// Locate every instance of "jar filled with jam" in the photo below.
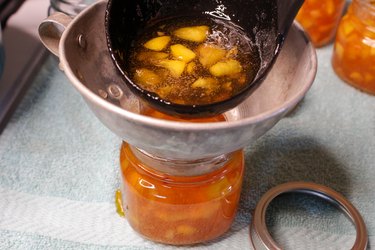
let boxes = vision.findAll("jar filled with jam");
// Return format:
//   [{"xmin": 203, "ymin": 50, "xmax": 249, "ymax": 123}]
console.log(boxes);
[
  {"xmin": 332, "ymin": 0, "xmax": 375, "ymax": 95},
  {"xmin": 119, "ymin": 141, "xmax": 244, "ymax": 245},
  {"xmin": 296, "ymin": 0, "xmax": 346, "ymax": 47}
]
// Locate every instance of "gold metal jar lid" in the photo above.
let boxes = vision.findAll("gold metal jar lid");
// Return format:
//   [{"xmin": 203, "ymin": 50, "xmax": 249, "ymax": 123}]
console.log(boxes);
[{"xmin": 250, "ymin": 182, "xmax": 368, "ymax": 250}]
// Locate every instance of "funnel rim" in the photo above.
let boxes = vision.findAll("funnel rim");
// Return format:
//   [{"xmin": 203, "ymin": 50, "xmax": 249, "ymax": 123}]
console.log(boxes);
[{"xmin": 59, "ymin": 1, "xmax": 317, "ymax": 132}]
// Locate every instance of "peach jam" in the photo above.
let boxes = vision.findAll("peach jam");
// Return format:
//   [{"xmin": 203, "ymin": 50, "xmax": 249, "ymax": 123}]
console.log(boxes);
[
  {"xmin": 127, "ymin": 16, "xmax": 259, "ymax": 105},
  {"xmin": 332, "ymin": 0, "xmax": 375, "ymax": 95},
  {"xmin": 119, "ymin": 142, "xmax": 244, "ymax": 245},
  {"xmin": 296, "ymin": 0, "xmax": 345, "ymax": 47}
]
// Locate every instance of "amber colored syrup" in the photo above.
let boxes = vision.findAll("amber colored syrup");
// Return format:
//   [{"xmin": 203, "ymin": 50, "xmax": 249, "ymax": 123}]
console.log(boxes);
[
  {"xmin": 117, "ymin": 108, "xmax": 244, "ymax": 245},
  {"xmin": 141, "ymin": 106, "xmax": 226, "ymax": 122},
  {"xmin": 127, "ymin": 16, "xmax": 259, "ymax": 106},
  {"xmin": 296, "ymin": 0, "xmax": 345, "ymax": 47},
  {"xmin": 332, "ymin": 3, "xmax": 375, "ymax": 95}
]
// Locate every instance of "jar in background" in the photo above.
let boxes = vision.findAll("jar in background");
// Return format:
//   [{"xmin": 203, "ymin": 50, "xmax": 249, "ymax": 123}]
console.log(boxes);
[
  {"xmin": 332, "ymin": 0, "xmax": 375, "ymax": 95},
  {"xmin": 119, "ymin": 142, "xmax": 244, "ymax": 245},
  {"xmin": 296, "ymin": 0, "xmax": 346, "ymax": 47}
]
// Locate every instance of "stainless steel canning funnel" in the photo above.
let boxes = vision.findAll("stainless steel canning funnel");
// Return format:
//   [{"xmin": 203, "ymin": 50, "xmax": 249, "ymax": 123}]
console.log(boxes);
[{"xmin": 38, "ymin": 1, "xmax": 317, "ymax": 161}]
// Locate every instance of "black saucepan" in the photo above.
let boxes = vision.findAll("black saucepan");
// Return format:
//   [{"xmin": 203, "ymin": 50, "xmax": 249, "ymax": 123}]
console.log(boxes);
[{"xmin": 105, "ymin": 0, "xmax": 304, "ymax": 117}]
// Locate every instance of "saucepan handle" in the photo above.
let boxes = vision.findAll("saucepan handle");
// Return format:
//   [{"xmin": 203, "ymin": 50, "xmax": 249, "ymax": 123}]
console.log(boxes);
[{"xmin": 38, "ymin": 12, "xmax": 73, "ymax": 57}]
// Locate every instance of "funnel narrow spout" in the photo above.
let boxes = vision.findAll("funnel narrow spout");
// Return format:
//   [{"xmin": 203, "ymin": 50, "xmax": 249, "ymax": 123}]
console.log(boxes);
[{"xmin": 277, "ymin": 0, "xmax": 304, "ymax": 36}]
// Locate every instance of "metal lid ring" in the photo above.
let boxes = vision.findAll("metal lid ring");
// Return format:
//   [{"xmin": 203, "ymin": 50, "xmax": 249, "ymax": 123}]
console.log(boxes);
[{"xmin": 250, "ymin": 181, "xmax": 368, "ymax": 250}]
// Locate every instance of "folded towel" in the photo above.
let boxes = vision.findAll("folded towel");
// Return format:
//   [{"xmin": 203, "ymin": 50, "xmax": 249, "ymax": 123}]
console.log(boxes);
[{"xmin": 0, "ymin": 43, "xmax": 374, "ymax": 249}]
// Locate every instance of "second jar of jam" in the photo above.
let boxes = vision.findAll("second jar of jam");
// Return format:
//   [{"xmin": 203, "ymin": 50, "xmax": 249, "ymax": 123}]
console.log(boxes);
[
  {"xmin": 119, "ymin": 142, "xmax": 244, "ymax": 245},
  {"xmin": 332, "ymin": 0, "xmax": 375, "ymax": 95},
  {"xmin": 296, "ymin": 0, "xmax": 346, "ymax": 47}
]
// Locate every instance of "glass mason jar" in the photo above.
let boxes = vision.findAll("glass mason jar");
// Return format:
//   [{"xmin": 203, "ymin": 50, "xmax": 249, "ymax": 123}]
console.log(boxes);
[
  {"xmin": 296, "ymin": 0, "xmax": 346, "ymax": 47},
  {"xmin": 332, "ymin": 0, "xmax": 375, "ymax": 95},
  {"xmin": 119, "ymin": 142, "xmax": 244, "ymax": 245}
]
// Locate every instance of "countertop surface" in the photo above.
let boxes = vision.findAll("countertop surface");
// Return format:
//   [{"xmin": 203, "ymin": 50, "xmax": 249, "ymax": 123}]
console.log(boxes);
[{"xmin": 0, "ymin": 3, "xmax": 374, "ymax": 250}]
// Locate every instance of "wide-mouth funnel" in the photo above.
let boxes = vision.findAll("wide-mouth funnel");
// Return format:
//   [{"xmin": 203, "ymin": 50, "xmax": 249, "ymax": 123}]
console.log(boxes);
[{"xmin": 38, "ymin": 1, "xmax": 316, "ymax": 163}]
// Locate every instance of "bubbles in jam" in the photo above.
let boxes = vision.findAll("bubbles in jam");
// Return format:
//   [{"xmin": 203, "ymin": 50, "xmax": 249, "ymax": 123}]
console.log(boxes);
[{"xmin": 127, "ymin": 16, "xmax": 260, "ymax": 106}]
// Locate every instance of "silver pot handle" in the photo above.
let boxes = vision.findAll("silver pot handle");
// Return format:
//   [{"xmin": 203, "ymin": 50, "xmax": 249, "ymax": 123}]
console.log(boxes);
[{"xmin": 38, "ymin": 12, "xmax": 73, "ymax": 57}]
